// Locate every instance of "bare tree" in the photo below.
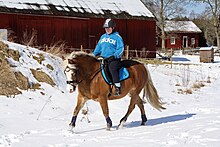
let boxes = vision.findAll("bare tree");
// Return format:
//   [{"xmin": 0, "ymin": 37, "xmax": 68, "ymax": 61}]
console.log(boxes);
[
  {"xmin": 192, "ymin": 10, "xmax": 216, "ymax": 46},
  {"xmin": 142, "ymin": 0, "xmax": 188, "ymax": 51},
  {"xmin": 193, "ymin": 0, "xmax": 220, "ymax": 49}
]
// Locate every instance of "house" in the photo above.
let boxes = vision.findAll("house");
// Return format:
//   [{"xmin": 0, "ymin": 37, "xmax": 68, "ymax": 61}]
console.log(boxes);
[
  {"xmin": 0, "ymin": 0, "xmax": 157, "ymax": 58},
  {"xmin": 157, "ymin": 21, "xmax": 202, "ymax": 50}
]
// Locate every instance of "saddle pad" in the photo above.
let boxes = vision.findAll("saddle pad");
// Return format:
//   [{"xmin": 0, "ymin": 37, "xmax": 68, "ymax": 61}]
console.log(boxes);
[{"xmin": 101, "ymin": 66, "xmax": 129, "ymax": 85}]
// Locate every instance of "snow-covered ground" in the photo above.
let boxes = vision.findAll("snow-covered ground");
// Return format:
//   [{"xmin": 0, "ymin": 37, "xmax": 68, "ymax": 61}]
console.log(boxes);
[{"xmin": 0, "ymin": 41, "xmax": 220, "ymax": 147}]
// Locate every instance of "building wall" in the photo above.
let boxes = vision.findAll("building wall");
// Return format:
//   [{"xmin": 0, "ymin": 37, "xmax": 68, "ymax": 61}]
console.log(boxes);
[
  {"xmin": 156, "ymin": 30, "xmax": 201, "ymax": 50},
  {"xmin": 0, "ymin": 13, "xmax": 156, "ymax": 57},
  {"xmin": 166, "ymin": 33, "xmax": 200, "ymax": 49}
]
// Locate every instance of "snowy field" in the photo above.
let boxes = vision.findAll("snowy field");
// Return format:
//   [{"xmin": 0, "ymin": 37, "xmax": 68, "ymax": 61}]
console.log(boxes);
[{"xmin": 0, "ymin": 41, "xmax": 220, "ymax": 147}]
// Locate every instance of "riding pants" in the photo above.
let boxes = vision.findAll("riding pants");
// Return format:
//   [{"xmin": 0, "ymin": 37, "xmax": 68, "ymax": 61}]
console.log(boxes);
[{"xmin": 108, "ymin": 58, "xmax": 121, "ymax": 83}]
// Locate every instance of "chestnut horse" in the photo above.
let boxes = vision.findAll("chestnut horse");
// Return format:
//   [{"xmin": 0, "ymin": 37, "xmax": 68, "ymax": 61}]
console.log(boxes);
[{"xmin": 65, "ymin": 52, "xmax": 165, "ymax": 130}]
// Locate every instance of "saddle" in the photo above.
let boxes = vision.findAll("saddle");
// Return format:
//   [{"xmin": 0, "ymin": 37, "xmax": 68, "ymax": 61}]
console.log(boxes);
[{"xmin": 100, "ymin": 60, "xmax": 129, "ymax": 85}]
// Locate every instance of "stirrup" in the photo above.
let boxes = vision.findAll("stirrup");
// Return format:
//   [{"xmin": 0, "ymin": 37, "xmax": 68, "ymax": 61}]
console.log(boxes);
[{"xmin": 114, "ymin": 86, "xmax": 121, "ymax": 96}]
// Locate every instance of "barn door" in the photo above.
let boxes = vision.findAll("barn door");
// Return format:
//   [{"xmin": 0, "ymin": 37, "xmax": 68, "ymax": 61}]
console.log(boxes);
[{"xmin": 183, "ymin": 36, "xmax": 188, "ymax": 48}]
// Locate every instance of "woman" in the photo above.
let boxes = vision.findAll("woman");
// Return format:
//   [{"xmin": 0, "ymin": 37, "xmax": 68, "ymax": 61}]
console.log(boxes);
[{"xmin": 93, "ymin": 18, "xmax": 124, "ymax": 96}]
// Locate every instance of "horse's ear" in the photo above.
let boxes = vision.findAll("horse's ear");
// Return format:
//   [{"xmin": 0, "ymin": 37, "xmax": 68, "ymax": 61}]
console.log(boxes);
[{"xmin": 68, "ymin": 58, "xmax": 76, "ymax": 64}]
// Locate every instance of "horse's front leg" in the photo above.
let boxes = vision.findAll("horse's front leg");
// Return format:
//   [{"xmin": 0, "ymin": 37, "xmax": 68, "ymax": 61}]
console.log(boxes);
[
  {"xmin": 99, "ymin": 96, "xmax": 112, "ymax": 130},
  {"xmin": 69, "ymin": 93, "xmax": 85, "ymax": 130}
]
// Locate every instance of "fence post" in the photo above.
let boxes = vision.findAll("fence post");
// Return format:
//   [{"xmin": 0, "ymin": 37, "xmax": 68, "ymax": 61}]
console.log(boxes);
[
  {"xmin": 126, "ymin": 45, "xmax": 129, "ymax": 59},
  {"xmin": 80, "ymin": 45, "xmax": 83, "ymax": 52},
  {"xmin": 170, "ymin": 48, "xmax": 173, "ymax": 68}
]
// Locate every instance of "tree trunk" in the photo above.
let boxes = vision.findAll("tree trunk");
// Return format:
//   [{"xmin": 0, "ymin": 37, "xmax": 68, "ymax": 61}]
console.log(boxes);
[
  {"xmin": 161, "ymin": 27, "xmax": 166, "ymax": 51},
  {"xmin": 160, "ymin": 0, "xmax": 166, "ymax": 51},
  {"xmin": 216, "ymin": 32, "xmax": 220, "ymax": 50}
]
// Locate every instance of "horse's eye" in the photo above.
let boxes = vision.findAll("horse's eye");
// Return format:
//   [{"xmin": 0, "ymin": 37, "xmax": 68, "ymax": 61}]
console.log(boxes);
[{"xmin": 68, "ymin": 59, "xmax": 76, "ymax": 64}]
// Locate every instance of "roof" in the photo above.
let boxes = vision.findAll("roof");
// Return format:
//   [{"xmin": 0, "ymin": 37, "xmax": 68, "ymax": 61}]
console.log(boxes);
[
  {"xmin": 0, "ymin": 0, "xmax": 155, "ymax": 19},
  {"xmin": 164, "ymin": 21, "xmax": 202, "ymax": 33}
]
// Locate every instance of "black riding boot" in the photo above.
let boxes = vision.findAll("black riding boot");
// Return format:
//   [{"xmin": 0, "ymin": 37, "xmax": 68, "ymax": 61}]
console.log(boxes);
[{"xmin": 114, "ymin": 86, "xmax": 121, "ymax": 96}]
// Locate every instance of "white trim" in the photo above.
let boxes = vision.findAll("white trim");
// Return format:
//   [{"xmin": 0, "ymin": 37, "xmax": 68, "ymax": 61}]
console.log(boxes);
[{"xmin": 191, "ymin": 38, "xmax": 195, "ymax": 45}]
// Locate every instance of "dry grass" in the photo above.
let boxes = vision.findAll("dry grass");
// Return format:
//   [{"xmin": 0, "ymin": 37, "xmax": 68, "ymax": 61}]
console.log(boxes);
[
  {"xmin": 136, "ymin": 58, "xmax": 165, "ymax": 65},
  {"xmin": 184, "ymin": 89, "xmax": 193, "ymax": 94},
  {"xmin": 14, "ymin": 71, "xmax": 29, "ymax": 90},
  {"xmin": 7, "ymin": 29, "xmax": 17, "ymax": 42},
  {"xmin": 192, "ymin": 82, "xmax": 205, "ymax": 89},
  {"xmin": 0, "ymin": 41, "xmax": 56, "ymax": 96},
  {"xmin": 44, "ymin": 40, "xmax": 67, "ymax": 59},
  {"xmin": 46, "ymin": 64, "xmax": 54, "ymax": 71},
  {"xmin": 207, "ymin": 76, "xmax": 211, "ymax": 83},
  {"xmin": 21, "ymin": 28, "xmax": 38, "ymax": 47},
  {"xmin": 177, "ymin": 88, "xmax": 193, "ymax": 94},
  {"xmin": 33, "ymin": 53, "xmax": 45, "ymax": 64},
  {"xmin": 31, "ymin": 69, "xmax": 55, "ymax": 86},
  {"xmin": 0, "ymin": 50, "xmax": 22, "ymax": 96}
]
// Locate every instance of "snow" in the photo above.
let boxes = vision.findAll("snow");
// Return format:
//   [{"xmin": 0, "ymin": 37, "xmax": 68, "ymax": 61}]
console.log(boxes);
[
  {"xmin": 0, "ymin": 0, "xmax": 154, "ymax": 18},
  {"xmin": 165, "ymin": 21, "xmax": 202, "ymax": 33},
  {"xmin": 1, "ymin": 41, "xmax": 220, "ymax": 147},
  {"xmin": 200, "ymin": 47, "xmax": 214, "ymax": 51}
]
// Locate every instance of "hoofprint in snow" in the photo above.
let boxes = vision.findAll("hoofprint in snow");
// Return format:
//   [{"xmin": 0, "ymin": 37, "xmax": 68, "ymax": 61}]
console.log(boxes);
[{"xmin": 1, "ymin": 42, "xmax": 220, "ymax": 147}]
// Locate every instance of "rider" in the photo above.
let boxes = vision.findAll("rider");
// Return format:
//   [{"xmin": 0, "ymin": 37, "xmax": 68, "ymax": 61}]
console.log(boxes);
[{"xmin": 93, "ymin": 18, "xmax": 124, "ymax": 96}]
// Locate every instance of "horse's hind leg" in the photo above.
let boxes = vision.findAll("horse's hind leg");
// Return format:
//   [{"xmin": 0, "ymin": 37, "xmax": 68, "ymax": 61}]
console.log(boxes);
[
  {"xmin": 118, "ymin": 94, "xmax": 137, "ymax": 128},
  {"xmin": 69, "ymin": 93, "xmax": 86, "ymax": 129},
  {"xmin": 136, "ymin": 96, "xmax": 147, "ymax": 125}
]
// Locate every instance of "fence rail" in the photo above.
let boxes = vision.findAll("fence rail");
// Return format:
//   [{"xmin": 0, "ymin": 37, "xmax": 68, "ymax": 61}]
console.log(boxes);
[{"xmin": 63, "ymin": 46, "xmax": 157, "ymax": 59}]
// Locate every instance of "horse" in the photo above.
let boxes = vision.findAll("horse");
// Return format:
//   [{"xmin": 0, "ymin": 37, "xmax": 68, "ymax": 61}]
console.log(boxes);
[{"xmin": 64, "ymin": 51, "xmax": 165, "ymax": 130}]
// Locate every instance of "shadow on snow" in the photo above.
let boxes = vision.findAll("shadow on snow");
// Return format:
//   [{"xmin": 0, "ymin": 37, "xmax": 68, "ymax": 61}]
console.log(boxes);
[
  {"xmin": 126, "ymin": 113, "xmax": 196, "ymax": 128},
  {"xmin": 172, "ymin": 57, "xmax": 191, "ymax": 62},
  {"xmin": 74, "ymin": 114, "xmax": 196, "ymax": 133}
]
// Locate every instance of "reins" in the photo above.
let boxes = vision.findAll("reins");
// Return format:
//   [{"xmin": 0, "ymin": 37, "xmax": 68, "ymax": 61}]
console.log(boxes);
[
  {"xmin": 64, "ymin": 66, "xmax": 79, "ymax": 86},
  {"xmin": 65, "ymin": 63, "xmax": 102, "ymax": 86}
]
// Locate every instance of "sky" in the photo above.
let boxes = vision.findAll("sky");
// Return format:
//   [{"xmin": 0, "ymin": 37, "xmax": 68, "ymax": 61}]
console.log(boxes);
[
  {"xmin": 185, "ymin": 2, "xmax": 208, "ymax": 16},
  {"xmin": 0, "ymin": 41, "xmax": 220, "ymax": 147}
]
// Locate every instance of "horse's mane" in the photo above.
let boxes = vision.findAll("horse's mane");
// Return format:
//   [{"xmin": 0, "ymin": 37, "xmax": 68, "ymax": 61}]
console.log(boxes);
[{"xmin": 69, "ymin": 51, "xmax": 97, "ymax": 60}]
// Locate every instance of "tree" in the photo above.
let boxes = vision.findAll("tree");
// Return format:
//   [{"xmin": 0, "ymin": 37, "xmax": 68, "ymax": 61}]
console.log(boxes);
[
  {"xmin": 192, "ymin": 10, "xmax": 216, "ymax": 46},
  {"xmin": 142, "ymin": 0, "xmax": 188, "ymax": 50},
  {"xmin": 194, "ymin": 0, "xmax": 220, "ymax": 49}
]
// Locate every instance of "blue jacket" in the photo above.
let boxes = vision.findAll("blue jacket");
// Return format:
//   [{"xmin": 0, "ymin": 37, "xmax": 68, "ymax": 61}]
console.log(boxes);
[{"xmin": 93, "ymin": 31, "xmax": 124, "ymax": 59}]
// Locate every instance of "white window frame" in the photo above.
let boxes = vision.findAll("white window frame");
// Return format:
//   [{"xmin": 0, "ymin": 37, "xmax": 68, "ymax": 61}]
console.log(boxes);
[{"xmin": 170, "ymin": 36, "xmax": 175, "ymax": 45}]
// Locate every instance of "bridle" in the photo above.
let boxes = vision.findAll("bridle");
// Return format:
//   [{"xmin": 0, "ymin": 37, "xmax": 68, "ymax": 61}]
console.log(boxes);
[
  {"xmin": 64, "ymin": 65, "xmax": 81, "ymax": 87},
  {"xmin": 64, "ymin": 63, "xmax": 102, "ymax": 88}
]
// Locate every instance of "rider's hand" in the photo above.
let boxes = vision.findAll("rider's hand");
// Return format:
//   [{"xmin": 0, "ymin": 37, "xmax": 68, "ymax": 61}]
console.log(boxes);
[{"xmin": 97, "ymin": 56, "xmax": 104, "ymax": 61}]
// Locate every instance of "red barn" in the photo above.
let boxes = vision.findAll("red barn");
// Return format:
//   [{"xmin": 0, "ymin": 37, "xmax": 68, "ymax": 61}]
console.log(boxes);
[
  {"xmin": 157, "ymin": 21, "xmax": 202, "ymax": 50},
  {"xmin": 0, "ymin": 0, "xmax": 157, "ymax": 58}
]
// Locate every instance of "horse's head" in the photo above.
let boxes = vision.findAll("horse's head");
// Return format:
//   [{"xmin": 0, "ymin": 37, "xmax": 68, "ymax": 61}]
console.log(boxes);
[
  {"xmin": 64, "ymin": 58, "xmax": 78, "ymax": 92},
  {"xmin": 64, "ymin": 51, "xmax": 98, "ymax": 92}
]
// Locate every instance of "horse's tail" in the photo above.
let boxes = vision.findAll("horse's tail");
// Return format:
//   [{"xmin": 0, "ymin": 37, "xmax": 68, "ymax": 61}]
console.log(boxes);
[{"xmin": 142, "ymin": 66, "xmax": 166, "ymax": 111}]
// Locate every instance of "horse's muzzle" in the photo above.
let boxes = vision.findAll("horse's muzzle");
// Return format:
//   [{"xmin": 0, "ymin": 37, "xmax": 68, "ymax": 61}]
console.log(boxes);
[
  {"xmin": 66, "ymin": 81, "xmax": 74, "ymax": 84},
  {"xmin": 66, "ymin": 81, "xmax": 76, "ymax": 92}
]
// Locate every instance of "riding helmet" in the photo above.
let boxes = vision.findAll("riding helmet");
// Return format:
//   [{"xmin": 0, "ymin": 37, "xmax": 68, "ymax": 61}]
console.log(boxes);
[{"xmin": 103, "ymin": 18, "xmax": 116, "ymax": 28}]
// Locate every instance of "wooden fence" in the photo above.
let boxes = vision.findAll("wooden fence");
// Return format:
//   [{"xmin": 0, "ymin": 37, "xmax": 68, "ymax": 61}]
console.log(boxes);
[{"xmin": 63, "ymin": 45, "xmax": 156, "ymax": 59}]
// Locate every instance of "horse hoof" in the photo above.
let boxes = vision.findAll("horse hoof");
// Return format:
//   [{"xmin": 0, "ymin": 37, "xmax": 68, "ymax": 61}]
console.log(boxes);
[
  {"xmin": 106, "ymin": 123, "xmax": 112, "ymax": 131},
  {"xmin": 117, "ymin": 120, "xmax": 126, "ymax": 129},
  {"xmin": 68, "ymin": 126, "xmax": 74, "ymax": 131},
  {"xmin": 141, "ymin": 122, "xmax": 146, "ymax": 126},
  {"xmin": 68, "ymin": 123, "xmax": 75, "ymax": 131}
]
